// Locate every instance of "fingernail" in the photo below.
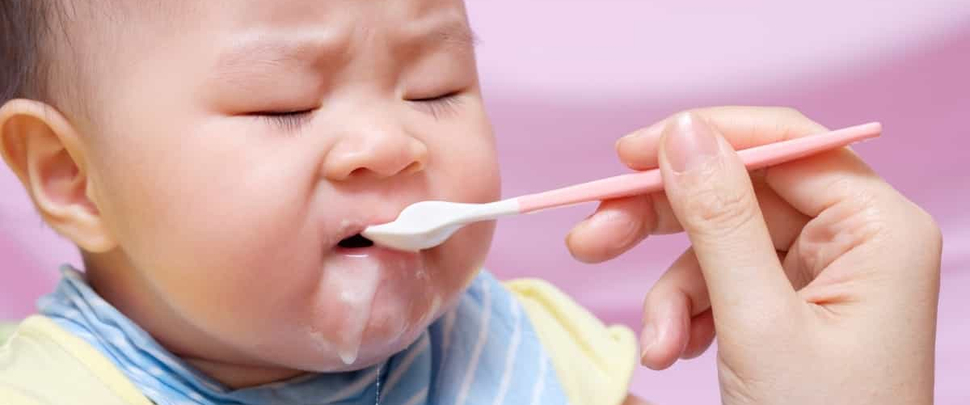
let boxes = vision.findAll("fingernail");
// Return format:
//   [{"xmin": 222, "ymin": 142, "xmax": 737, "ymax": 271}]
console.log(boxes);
[
  {"xmin": 616, "ymin": 121, "xmax": 665, "ymax": 149},
  {"xmin": 639, "ymin": 322, "xmax": 657, "ymax": 361},
  {"xmin": 644, "ymin": 120, "xmax": 666, "ymax": 137},
  {"xmin": 663, "ymin": 112, "xmax": 720, "ymax": 174},
  {"xmin": 615, "ymin": 133, "xmax": 637, "ymax": 151}
]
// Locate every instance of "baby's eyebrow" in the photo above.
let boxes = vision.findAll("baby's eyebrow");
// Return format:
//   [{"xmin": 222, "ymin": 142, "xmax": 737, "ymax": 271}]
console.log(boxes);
[{"xmin": 416, "ymin": 22, "xmax": 479, "ymax": 52}]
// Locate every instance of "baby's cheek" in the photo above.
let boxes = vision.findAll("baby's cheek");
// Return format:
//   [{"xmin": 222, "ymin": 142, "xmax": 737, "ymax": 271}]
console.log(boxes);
[
  {"xmin": 435, "ymin": 220, "xmax": 494, "ymax": 281},
  {"xmin": 121, "ymin": 164, "xmax": 321, "ymax": 335},
  {"xmin": 439, "ymin": 147, "xmax": 500, "ymax": 204}
]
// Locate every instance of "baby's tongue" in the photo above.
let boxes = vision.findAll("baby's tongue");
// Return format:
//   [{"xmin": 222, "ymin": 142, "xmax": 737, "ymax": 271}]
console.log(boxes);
[{"xmin": 321, "ymin": 257, "xmax": 381, "ymax": 365}]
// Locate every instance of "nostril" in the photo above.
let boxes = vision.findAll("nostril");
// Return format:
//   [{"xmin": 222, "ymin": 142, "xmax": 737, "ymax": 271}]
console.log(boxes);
[
  {"xmin": 348, "ymin": 168, "xmax": 368, "ymax": 178},
  {"xmin": 402, "ymin": 161, "xmax": 423, "ymax": 175},
  {"xmin": 338, "ymin": 234, "xmax": 374, "ymax": 249}
]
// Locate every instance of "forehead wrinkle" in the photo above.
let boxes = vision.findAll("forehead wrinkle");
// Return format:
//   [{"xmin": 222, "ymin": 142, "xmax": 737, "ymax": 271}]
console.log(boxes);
[
  {"xmin": 430, "ymin": 23, "xmax": 479, "ymax": 51},
  {"xmin": 218, "ymin": 40, "xmax": 315, "ymax": 71},
  {"xmin": 211, "ymin": 34, "xmax": 344, "ymax": 83},
  {"xmin": 394, "ymin": 18, "xmax": 478, "ymax": 61},
  {"xmin": 418, "ymin": 1, "xmax": 477, "ymax": 50}
]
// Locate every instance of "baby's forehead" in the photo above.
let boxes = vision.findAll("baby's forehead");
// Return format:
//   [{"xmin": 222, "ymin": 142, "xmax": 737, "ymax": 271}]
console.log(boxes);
[
  {"xmin": 152, "ymin": 0, "xmax": 475, "ymax": 61},
  {"xmin": 61, "ymin": 0, "xmax": 473, "ymax": 103},
  {"xmin": 179, "ymin": 0, "xmax": 471, "ymax": 33},
  {"xmin": 76, "ymin": 0, "xmax": 472, "ymax": 50}
]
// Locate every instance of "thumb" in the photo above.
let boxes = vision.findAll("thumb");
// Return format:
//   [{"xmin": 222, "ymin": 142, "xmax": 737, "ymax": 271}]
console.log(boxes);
[{"xmin": 658, "ymin": 112, "xmax": 797, "ymax": 327}]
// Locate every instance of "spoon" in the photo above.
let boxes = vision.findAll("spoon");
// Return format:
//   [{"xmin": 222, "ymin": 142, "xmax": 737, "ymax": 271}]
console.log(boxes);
[{"xmin": 362, "ymin": 122, "xmax": 882, "ymax": 251}]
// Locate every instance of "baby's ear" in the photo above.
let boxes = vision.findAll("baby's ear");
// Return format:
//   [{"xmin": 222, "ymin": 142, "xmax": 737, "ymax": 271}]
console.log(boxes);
[{"xmin": 0, "ymin": 99, "xmax": 116, "ymax": 253}]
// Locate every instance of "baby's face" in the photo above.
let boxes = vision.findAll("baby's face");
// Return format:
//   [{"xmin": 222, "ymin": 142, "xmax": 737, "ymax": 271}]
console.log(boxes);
[{"xmin": 81, "ymin": 0, "xmax": 498, "ymax": 374}]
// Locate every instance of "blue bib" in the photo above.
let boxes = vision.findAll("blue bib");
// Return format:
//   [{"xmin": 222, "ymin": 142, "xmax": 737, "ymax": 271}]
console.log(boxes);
[{"xmin": 39, "ymin": 266, "xmax": 569, "ymax": 405}]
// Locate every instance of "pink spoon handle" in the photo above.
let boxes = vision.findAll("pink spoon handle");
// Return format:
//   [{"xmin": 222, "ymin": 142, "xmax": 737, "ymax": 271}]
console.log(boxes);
[{"xmin": 516, "ymin": 122, "xmax": 882, "ymax": 214}]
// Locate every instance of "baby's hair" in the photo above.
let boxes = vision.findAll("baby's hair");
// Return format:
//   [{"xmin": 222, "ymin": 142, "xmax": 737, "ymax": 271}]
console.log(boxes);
[
  {"xmin": 3, "ymin": 1, "xmax": 183, "ymax": 119},
  {"xmin": 1, "ymin": 1, "xmax": 57, "ymax": 105}
]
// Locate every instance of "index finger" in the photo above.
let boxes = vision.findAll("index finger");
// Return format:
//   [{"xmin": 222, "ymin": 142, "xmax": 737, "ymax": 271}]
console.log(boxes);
[{"xmin": 617, "ymin": 106, "xmax": 829, "ymax": 171}]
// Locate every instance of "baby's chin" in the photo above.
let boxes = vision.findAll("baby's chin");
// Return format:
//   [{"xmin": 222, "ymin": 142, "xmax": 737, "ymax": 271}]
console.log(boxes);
[
  {"xmin": 264, "ymin": 287, "xmax": 450, "ymax": 373},
  {"xmin": 251, "ymin": 251, "xmax": 461, "ymax": 372},
  {"xmin": 321, "ymin": 279, "xmax": 449, "ymax": 371}
]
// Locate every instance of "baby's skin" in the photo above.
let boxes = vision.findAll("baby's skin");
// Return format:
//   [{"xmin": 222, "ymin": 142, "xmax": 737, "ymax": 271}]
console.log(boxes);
[{"xmin": 0, "ymin": 0, "xmax": 498, "ymax": 388}]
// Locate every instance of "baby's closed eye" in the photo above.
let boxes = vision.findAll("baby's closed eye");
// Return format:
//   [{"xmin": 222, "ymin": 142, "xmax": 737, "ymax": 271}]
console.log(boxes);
[{"xmin": 247, "ymin": 109, "xmax": 317, "ymax": 132}]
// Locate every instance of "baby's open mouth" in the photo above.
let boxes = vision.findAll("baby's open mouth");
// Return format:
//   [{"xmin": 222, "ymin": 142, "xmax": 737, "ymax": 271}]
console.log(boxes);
[{"xmin": 338, "ymin": 234, "xmax": 374, "ymax": 249}]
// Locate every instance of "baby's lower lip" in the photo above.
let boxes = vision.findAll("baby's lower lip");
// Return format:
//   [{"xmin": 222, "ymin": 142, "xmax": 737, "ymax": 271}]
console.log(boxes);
[
  {"xmin": 334, "ymin": 245, "xmax": 381, "ymax": 257},
  {"xmin": 332, "ymin": 245, "xmax": 421, "ymax": 263}
]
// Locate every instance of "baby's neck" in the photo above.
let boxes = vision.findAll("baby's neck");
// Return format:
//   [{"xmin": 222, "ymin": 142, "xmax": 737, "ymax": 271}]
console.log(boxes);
[{"xmin": 181, "ymin": 356, "xmax": 307, "ymax": 389}]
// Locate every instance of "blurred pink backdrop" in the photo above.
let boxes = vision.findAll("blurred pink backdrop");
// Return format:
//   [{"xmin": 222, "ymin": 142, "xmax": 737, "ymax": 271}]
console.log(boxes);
[{"xmin": 2, "ymin": 1, "xmax": 968, "ymax": 403}]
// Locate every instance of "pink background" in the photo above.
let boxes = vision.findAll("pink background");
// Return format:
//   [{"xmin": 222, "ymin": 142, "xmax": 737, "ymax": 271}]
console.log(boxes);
[{"xmin": 2, "ymin": 1, "xmax": 969, "ymax": 403}]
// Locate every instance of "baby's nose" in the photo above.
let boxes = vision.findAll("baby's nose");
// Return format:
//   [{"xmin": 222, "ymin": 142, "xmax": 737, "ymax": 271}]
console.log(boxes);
[{"xmin": 322, "ymin": 129, "xmax": 429, "ymax": 181}]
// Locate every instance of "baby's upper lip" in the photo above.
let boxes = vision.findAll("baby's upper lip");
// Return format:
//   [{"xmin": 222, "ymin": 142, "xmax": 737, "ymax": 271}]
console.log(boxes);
[
  {"xmin": 330, "ymin": 207, "xmax": 409, "ymax": 245},
  {"xmin": 335, "ymin": 225, "xmax": 367, "ymax": 243}
]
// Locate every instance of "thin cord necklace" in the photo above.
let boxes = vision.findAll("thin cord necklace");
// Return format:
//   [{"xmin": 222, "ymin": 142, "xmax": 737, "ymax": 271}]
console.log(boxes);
[{"xmin": 374, "ymin": 362, "xmax": 384, "ymax": 405}]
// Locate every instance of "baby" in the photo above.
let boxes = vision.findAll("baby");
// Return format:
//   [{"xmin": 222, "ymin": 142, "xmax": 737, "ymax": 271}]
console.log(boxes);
[{"xmin": 0, "ymin": 1, "xmax": 637, "ymax": 404}]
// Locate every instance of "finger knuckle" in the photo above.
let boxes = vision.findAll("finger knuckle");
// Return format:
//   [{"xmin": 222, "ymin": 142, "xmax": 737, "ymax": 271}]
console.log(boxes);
[
  {"xmin": 833, "ymin": 185, "xmax": 944, "ymax": 277},
  {"xmin": 822, "ymin": 177, "xmax": 890, "ymax": 230},
  {"xmin": 915, "ymin": 206, "xmax": 944, "ymax": 251},
  {"xmin": 770, "ymin": 106, "xmax": 830, "ymax": 137},
  {"xmin": 774, "ymin": 106, "xmax": 808, "ymax": 121},
  {"xmin": 844, "ymin": 190, "xmax": 891, "ymax": 236},
  {"xmin": 906, "ymin": 204, "xmax": 944, "ymax": 276},
  {"xmin": 683, "ymin": 185, "xmax": 759, "ymax": 237},
  {"xmin": 684, "ymin": 107, "xmax": 721, "ymax": 123}
]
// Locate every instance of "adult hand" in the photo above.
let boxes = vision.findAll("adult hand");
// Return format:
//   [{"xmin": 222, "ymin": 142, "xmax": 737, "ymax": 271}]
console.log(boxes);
[{"xmin": 569, "ymin": 108, "xmax": 941, "ymax": 404}]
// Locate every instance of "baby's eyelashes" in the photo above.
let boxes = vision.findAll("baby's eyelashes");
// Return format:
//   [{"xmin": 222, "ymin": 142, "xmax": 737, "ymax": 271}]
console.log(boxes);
[
  {"xmin": 248, "ymin": 109, "xmax": 317, "ymax": 133},
  {"xmin": 407, "ymin": 92, "xmax": 464, "ymax": 119}
]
